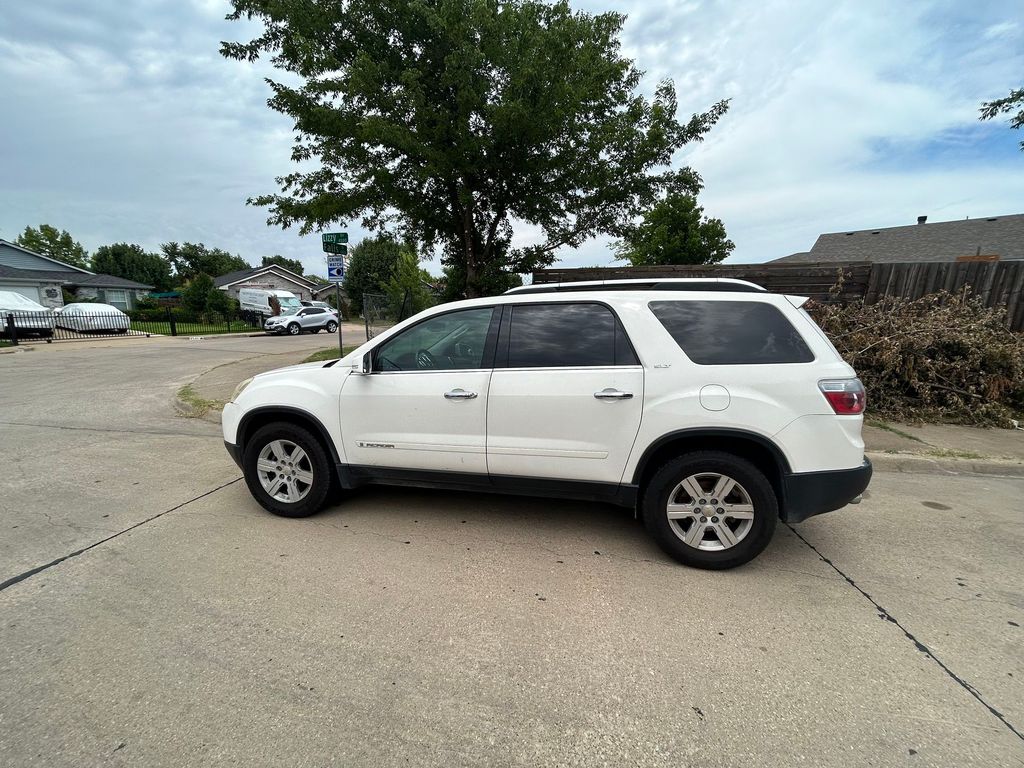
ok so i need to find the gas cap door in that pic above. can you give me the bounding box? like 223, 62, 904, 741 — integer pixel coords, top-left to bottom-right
699, 384, 731, 411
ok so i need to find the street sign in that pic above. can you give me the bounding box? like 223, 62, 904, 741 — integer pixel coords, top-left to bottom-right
327, 255, 346, 282
322, 232, 349, 245
323, 242, 348, 255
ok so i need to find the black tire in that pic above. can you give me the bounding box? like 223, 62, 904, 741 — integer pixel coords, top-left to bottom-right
287, 322, 301, 335
326, 321, 338, 333
642, 451, 777, 570
242, 423, 333, 518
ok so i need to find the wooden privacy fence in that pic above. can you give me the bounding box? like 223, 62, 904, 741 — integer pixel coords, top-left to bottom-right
532, 260, 1024, 331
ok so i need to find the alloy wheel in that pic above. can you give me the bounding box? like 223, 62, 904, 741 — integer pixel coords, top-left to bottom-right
256, 439, 314, 503
666, 472, 755, 551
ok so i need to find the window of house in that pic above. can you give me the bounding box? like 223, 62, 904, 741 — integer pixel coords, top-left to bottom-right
104, 289, 129, 311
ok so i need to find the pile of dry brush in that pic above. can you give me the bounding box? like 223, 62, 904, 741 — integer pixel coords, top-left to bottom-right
806, 290, 1024, 426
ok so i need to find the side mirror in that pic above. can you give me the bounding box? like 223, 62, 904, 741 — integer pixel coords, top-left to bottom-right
351, 353, 371, 375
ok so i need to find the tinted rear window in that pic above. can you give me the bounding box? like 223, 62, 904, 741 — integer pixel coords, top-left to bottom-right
506, 303, 639, 367
649, 300, 814, 365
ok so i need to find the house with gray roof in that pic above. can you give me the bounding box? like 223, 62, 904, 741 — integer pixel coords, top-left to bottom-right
214, 264, 320, 302
772, 213, 1024, 264
0, 240, 153, 310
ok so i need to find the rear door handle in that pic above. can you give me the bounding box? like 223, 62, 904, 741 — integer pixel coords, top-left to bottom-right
444, 389, 478, 400
594, 388, 633, 400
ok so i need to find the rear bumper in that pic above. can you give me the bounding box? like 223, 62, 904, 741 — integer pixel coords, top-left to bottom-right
782, 459, 872, 523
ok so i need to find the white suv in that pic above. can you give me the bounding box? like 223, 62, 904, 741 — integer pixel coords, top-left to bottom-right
223, 279, 871, 569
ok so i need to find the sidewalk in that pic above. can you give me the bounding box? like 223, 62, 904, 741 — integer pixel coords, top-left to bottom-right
176, 350, 1024, 476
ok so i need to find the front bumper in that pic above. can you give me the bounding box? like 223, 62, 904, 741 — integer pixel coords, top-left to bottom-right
224, 440, 243, 468
782, 459, 872, 523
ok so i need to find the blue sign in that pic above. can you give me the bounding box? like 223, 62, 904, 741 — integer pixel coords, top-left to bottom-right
327, 255, 345, 282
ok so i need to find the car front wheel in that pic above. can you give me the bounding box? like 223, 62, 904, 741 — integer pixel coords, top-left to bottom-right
242, 423, 333, 518
287, 322, 301, 335
326, 321, 338, 333
642, 451, 777, 570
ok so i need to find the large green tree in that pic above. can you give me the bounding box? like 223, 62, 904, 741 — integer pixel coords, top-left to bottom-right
614, 193, 734, 266
342, 235, 404, 315
91, 243, 173, 291
161, 242, 250, 283
386, 250, 435, 319
980, 86, 1024, 151
221, 0, 727, 297
16, 224, 89, 269
262, 254, 305, 274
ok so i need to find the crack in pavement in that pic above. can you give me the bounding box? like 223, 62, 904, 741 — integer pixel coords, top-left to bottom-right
0, 420, 216, 438
786, 523, 1024, 743
0, 478, 242, 594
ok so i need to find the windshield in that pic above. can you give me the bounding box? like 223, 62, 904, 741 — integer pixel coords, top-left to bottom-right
278, 296, 302, 309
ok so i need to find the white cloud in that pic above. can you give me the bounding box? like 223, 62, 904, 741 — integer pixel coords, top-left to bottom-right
0, 0, 1022, 276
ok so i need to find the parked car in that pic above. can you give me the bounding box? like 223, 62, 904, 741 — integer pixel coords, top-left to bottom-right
56, 303, 131, 333
300, 300, 335, 310
0, 291, 56, 337
238, 288, 303, 316
223, 278, 871, 570
263, 306, 339, 335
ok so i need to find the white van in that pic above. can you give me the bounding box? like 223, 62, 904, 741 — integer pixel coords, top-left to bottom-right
237, 288, 303, 316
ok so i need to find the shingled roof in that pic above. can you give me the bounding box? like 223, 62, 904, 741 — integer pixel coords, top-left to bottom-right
0, 264, 152, 289
773, 213, 1024, 263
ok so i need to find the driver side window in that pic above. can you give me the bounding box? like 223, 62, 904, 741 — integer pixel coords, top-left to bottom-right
375, 308, 494, 371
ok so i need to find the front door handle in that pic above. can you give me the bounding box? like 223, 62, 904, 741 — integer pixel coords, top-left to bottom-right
444, 389, 478, 400
594, 388, 633, 400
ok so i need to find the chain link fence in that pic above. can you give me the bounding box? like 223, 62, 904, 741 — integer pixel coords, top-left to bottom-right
361, 293, 391, 340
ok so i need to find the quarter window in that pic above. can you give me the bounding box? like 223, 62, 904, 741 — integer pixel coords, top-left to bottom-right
505, 303, 639, 368
375, 308, 494, 371
649, 300, 814, 365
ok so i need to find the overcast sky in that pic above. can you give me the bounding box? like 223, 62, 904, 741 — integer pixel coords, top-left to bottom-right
1, 0, 1022, 277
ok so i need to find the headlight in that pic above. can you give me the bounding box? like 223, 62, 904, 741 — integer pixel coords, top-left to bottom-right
231, 377, 254, 402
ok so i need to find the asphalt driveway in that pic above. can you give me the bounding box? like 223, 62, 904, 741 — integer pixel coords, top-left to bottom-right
1, 337, 1022, 767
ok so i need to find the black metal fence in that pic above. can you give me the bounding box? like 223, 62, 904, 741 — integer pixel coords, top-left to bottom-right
2, 308, 266, 345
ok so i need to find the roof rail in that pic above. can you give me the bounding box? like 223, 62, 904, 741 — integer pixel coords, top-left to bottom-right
505, 277, 766, 295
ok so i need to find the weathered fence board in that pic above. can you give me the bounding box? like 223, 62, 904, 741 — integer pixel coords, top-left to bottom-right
532, 260, 1024, 330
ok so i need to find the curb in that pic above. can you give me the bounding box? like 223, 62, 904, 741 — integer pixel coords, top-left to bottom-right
0, 346, 34, 354
172, 394, 224, 423
866, 451, 1024, 478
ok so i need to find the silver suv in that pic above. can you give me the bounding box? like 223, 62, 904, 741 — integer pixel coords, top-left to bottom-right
264, 307, 340, 336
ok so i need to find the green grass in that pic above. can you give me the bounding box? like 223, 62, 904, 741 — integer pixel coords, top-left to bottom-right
865, 419, 927, 444
924, 448, 988, 460
303, 346, 360, 363
176, 384, 224, 418
132, 321, 256, 336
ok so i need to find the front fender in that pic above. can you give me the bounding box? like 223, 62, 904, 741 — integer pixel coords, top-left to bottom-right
226, 368, 347, 463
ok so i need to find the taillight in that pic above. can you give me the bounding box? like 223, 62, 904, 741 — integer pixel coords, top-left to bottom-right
819, 378, 866, 415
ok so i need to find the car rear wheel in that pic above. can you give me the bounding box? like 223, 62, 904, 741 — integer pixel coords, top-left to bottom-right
326, 321, 338, 333
242, 423, 332, 518
642, 451, 777, 570
287, 322, 301, 335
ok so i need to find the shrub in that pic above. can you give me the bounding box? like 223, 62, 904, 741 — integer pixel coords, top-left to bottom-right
807, 291, 1024, 426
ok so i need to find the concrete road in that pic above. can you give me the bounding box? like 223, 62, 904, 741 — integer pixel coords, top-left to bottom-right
1, 337, 1022, 767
